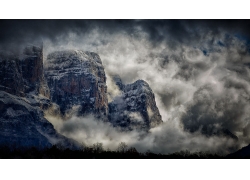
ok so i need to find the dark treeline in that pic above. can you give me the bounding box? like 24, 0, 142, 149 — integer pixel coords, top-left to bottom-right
0, 142, 225, 159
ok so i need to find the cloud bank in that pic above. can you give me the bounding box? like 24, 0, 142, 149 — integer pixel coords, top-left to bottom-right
2, 20, 250, 154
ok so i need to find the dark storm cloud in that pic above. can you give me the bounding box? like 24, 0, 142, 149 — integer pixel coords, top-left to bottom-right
0, 20, 91, 50
2, 19, 250, 154
1, 20, 250, 49
181, 85, 248, 135
0, 20, 136, 46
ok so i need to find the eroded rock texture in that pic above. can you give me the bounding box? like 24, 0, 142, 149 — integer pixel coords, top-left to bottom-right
108, 76, 163, 131
21, 46, 50, 98
0, 46, 79, 149
45, 50, 108, 121
0, 46, 50, 98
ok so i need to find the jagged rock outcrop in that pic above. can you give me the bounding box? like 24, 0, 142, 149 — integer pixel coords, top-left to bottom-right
108, 76, 163, 131
0, 45, 50, 98
45, 50, 108, 120
112, 74, 125, 91
0, 46, 79, 149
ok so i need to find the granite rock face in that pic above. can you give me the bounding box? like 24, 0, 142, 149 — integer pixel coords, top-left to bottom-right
108, 76, 163, 131
45, 50, 108, 120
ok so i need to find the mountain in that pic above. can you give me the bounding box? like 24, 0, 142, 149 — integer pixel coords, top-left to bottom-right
44, 51, 163, 131
108, 75, 163, 131
1, 44, 236, 151
0, 45, 163, 149
0, 46, 79, 149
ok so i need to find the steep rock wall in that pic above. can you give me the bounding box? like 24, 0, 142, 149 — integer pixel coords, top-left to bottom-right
45, 50, 108, 121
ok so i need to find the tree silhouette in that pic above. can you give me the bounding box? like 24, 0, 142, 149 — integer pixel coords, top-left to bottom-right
92, 143, 103, 153
117, 142, 128, 153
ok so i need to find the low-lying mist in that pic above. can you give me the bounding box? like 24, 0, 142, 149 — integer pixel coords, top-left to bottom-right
45, 105, 239, 155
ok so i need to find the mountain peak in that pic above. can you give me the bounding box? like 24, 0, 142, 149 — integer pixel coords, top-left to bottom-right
45, 50, 108, 120
109, 77, 163, 131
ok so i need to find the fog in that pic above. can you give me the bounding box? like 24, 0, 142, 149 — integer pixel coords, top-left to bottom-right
2, 20, 250, 154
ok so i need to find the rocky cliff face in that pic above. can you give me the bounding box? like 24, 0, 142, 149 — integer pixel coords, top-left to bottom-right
108, 76, 163, 131
45, 50, 108, 121
0, 46, 50, 98
0, 53, 24, 96
21, 46, 50, 98
0, 46, 78, 149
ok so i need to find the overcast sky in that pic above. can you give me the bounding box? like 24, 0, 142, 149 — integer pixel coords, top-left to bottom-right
2, 20, 250, 154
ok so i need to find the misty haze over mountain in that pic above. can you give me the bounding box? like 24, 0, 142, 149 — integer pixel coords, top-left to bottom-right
1, 20, 250, 155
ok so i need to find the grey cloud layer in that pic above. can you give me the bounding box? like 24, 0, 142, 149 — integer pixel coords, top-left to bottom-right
2, 20, 250, 154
